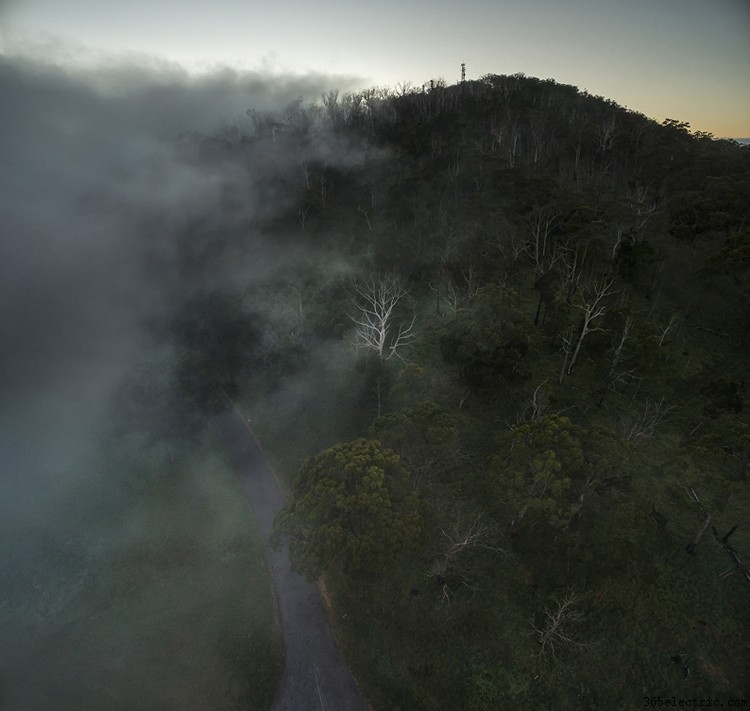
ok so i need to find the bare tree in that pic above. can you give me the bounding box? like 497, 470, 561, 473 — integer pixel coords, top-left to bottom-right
461, 260, 483, 298
658, 314, 680, 346
297, 205, 310, 231
489, 114, 506, 152
558, 327, 574, 385
444, 279, 462, 314
428, 511, 505, 602
529, 112, 548, 165
611, 224, 629, 259
605, 316, 636, 395
529, 589, 588, 658
568, 108, 591, 184
351, 272, 416, 363
560, 239, 589, 305
627, 183, 661, 239
357, 205, 372, 231
566, 275, 618, 376
429, 513, 504, 578
620, 397, 675, 441
508, 115, 522, 167
513, 380, 551, 424
299, 160, 312, 190
595, 115, 617, 153
319, 170, 328, 208
427, 275, 464, 316
523, 204, 561, 276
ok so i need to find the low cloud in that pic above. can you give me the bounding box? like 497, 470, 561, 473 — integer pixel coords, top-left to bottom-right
0, 47, 363, 709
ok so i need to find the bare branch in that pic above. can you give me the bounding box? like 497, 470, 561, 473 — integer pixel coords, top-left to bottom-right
357, 205, 372, 231
351, 272, 416, 362
515, 380, 550, 424
427, 511, 505, 596
620, 398, 675, 441
628, 183, 662, 237
522, 204, 561, 276
529, 589, 589, 658
566, 275, 618, 376
658, 314, 680, 346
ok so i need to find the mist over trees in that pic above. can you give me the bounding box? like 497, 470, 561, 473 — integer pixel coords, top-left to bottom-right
2, 53, 749, 709
239, 73, 749, 708
0, 55, 352, 710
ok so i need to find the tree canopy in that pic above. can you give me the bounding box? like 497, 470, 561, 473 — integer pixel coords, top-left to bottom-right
272, 439, 422, 580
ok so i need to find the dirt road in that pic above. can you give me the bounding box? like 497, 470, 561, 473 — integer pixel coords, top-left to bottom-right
211, 407, 368, 711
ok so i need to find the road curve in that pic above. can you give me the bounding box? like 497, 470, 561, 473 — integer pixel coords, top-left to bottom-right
211, 406, 369, 711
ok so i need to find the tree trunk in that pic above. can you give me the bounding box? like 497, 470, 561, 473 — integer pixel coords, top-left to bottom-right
686, 514, 712, 554
567, 323, 587, 375
534, 290, 544, 326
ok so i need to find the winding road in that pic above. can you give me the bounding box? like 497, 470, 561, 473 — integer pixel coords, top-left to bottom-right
211, 406, 369, 711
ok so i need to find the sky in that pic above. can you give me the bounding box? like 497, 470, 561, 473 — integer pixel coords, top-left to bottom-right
1, 0, 749, 137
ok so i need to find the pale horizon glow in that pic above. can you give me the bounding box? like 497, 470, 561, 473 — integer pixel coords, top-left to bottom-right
2, 0, 749, 137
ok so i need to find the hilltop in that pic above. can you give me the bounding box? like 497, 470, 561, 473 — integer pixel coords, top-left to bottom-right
167, 73, 750, 708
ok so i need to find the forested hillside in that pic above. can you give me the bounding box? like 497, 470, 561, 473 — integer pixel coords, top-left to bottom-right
168, 73, 750, 709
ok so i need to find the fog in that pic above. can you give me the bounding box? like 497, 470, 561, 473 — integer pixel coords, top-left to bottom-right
0, 51, 362, 710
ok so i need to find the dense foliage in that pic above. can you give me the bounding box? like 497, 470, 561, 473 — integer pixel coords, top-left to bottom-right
273, 438, 422, 579
173, 73, 750, 708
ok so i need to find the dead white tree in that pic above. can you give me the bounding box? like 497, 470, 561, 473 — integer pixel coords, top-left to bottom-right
569, 109, 591, 183
426, 256, 483, 317
610, 317, 632, 372
611, 224, 629, 259
628, 183, 661, 238
560, 240, 588, 305
297, 205, 310, 231
621, 397, 675, 441
444, 279, 462, 314
299, 160, 312, 190
529, 589, 588, 658
427, 276, 462, 316
489, 115, 506, 152
558, 327, 574, 385
461, 260, 483, 299
357, 205, 372, 231
523, 204, 561, 276
429, 513, 504, 577
351, 272, 416, 363
428, 511, 505, 602
658, 314, 680, 346
595, 115, 617, 153
514, 380, 551, 424
508, 116, 522, 167
529, 112, 548, 165
566, 275, 618, 376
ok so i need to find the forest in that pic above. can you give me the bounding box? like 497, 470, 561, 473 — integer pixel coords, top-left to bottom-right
129, 73, 750, 709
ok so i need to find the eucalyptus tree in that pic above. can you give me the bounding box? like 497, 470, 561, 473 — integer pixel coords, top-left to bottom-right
272, 439, 422, 581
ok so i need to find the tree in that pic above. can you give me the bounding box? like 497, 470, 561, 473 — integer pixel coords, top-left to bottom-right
351, 272, 416, 363
440, 284, 535, 399
369, 401, 459, 488
489, 414, 585, 532
529, 589, 588, 658
523, 203, 561, 279
620, 397, 674, 441
563, 274, 618, 377
272, 439, 422, 580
